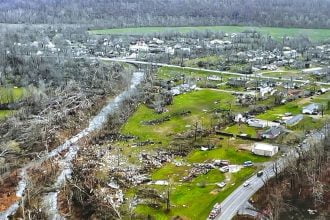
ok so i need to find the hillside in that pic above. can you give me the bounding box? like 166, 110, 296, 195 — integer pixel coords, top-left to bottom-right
0, 0, 329, 29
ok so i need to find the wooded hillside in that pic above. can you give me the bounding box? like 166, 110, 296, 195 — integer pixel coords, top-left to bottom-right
0, 0, 329, 28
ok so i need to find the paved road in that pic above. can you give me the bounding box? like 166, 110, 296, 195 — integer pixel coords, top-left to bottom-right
101, 57, 330, 86
213, 128, 327, 220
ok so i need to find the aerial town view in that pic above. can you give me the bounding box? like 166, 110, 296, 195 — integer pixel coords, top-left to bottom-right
0, 1, 329, 220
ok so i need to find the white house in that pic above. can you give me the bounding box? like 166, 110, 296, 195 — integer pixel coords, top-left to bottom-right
252, 143, 278, 157
152, 38, 164, 44
129, 42, 149, 52
210, 39, 224, 45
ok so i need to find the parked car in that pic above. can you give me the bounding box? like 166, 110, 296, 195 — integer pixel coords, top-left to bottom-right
220, 166, 229, 173
243, 161, 253, 167
217, 182, 227, 188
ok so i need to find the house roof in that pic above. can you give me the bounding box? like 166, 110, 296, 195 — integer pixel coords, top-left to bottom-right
285, 114, 304, 125
303, 103, 320, 111
262, 126, 282, 136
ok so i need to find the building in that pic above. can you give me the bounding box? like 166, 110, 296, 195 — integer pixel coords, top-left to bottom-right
129, 41, 149, 52
234, 114, 246, 123
302, 103, 320, 115
252, 143, 279, 157
261, 126, 283, 139
285, 114, 304, 126
207, 75, 222, 81
227, 78, 248, 87
247, 119, 279, 128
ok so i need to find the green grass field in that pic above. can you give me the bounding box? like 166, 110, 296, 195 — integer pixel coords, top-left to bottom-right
0, 87, 25, 119
0, 87, 25, 103
122, 89, 239, 144
261, 71, 307, 79
157, 66, 230, 80
257, 102, 302, 121
90, 26, 330, 41
187, 142, 269, 164
225, 124, 260, 138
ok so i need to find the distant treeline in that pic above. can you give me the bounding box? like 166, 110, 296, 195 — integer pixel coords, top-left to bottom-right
0, 0, 329, 29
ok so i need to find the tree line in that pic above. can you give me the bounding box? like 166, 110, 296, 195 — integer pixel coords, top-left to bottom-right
0, 0, 329, 29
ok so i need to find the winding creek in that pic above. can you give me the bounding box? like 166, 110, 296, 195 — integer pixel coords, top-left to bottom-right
0, 72, 145, 220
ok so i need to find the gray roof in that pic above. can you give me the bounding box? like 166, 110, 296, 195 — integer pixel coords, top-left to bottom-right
262, 126, 282, 137
285, 114, 304, 125
303, 103, 320, 111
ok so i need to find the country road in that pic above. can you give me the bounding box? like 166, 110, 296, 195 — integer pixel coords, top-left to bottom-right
213, 127, 327, 220
100, 57, 330, 86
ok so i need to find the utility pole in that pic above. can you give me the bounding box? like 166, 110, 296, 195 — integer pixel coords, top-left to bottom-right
194, 121, 198, 141
166, 187, 170, 212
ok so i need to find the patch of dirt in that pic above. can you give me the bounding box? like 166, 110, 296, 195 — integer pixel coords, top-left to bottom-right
238, 144, 252, 151
210, 189, 219, 195
0, 171, 20, 212
297, 97, 311, 105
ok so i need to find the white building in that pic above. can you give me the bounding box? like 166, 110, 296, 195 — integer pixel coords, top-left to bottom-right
252, 143, 278, 157
165, 47, 175, 55
210, 39, 224, 45
247, 119, 279, 128
207, 75, 222, 81
234, 114, 246, 123
129, 42, 149, 52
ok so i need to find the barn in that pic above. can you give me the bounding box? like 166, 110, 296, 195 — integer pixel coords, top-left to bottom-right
252, 143, 278, 157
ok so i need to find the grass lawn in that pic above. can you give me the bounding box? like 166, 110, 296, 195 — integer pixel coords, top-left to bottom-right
187, 141, 269, 164
152, 163, 191, 182
261, 71, 307, 79
122, 89, 238, 143
0, 110, 13, 120
257, 102, 301, 121
157, 66, 230, 81
0, 87, 25, 103
183, 56, 224, 70
89, 25, 330, 41
225, 124, 260, 138
0, 87, 25, 120
291, 116, 325, 132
